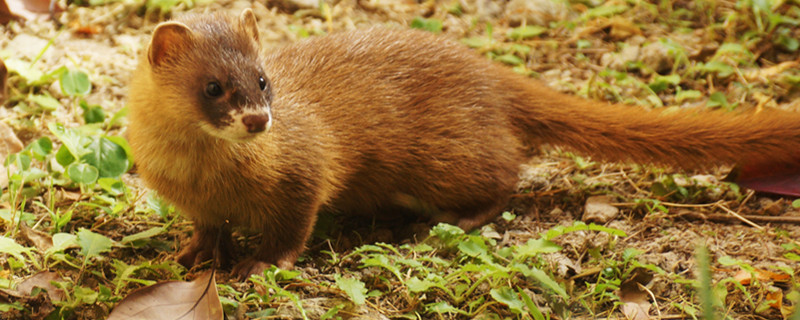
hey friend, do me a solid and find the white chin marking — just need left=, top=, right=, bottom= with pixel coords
left=202, top=108, right=272, bottom=142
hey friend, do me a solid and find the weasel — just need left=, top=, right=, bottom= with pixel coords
left=127, top=9, right=800, bottom=277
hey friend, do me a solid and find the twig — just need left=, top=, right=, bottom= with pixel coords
left=676, top=211, right=800, bottom=225
left=714, top=203, right=764, bottom=230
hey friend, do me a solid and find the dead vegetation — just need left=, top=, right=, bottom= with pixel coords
left=0, top=0, right=799, bottom=319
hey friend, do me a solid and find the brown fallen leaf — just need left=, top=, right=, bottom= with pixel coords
left=0, top=0, right=21, bottom=24
left=20, top=224, right=53, bottom=253
left=0, top=120, right=23, bottom=189
left=108, top=271, right=223, bottom=320
left=15, top=271, right=66, bottom=302
left=733, top=268, right=791, bottom=285
left=619, top=269, right=653, bottom=320
left=0, top=272, right=62, bottom=319
left=766, top=288, right=782, bottom=310
left=578, top=16, right=642, bottom=41
left=3, top=0, right=58, bottom=21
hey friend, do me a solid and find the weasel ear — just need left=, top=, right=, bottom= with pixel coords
left=149, top=22, right=192, bottom=67
left=239, top=8, right=259, bottom=43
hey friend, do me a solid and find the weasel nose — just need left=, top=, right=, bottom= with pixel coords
left=242, top=114, right=269, bottom=133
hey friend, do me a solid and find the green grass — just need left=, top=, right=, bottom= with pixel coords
left=1, top=0, right=800, bottom=319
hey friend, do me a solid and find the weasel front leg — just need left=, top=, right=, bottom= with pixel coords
left=232, top=206, right=318, bottom=278
left=177, top=223, right=235, bottom=269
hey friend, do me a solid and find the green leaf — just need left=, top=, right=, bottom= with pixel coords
left=406, top=276, right=436, bottom=293
left=45, top=233, right=79, bottom=256
left=74, top=286, right=99, bottom=304
left=717, top=256, right=738, bottom=266
left=576, top=39, right=592, bottom=49
left=494, top=54, right=524, bottom=65
left=458, top=235, right=488, bottom=257
left=543, top=221, right=626, bottom=240
left=515, top=238, right=562, bottom=258
left=507, top=25, right=546, bottom=40
left=98, top=177, right=125, bottom=196
left=426, top=301, right=460, bottom=314
left=0, top=236, right=34, bottom=262
left=648, top=74, right=681, bottom=93
left=287, top=25, right=310, bottom=38
left=707, top=91, right=731, bottom=110
left=55, top=145, right=76, bottom=167
left=4, top=59, right=45, bottom=85
left=582, top=4, right=629, bottom=19
left=511, top=263, right=568, bottom=298
left=77, top=228, right=113, bottom=258
left=79, top=100, right=105, bottom=124
left=697, top=61, right=735, bottom=78
left=146, top=194, right=175, bottom=219
left=501, top=211, right=516, bottom=221
left=120, top=227, right=164, bottom=245
left=104, top=135, right=134, bottom=169
left=320, top=303, right=345, bottom=320
left=334, top=275, right=367, bottom=305
left=6, top=153, right=31, bottom=170
left=361, top=254, right=402, bottom=280
left=81, top=137, right=129, bottom=178
left=675, top=89, right=702, bottom=103
left=24, top=137, right=53, bottom=161
left=410, top=17, right=443, bottom=33
left=49, top=123, right=89, bottom=161
left=518, top=287, right=545, bottom=320
left=461, top=37, right=492, bottom=48
left=60, top=69, right=92, bottom=96
left=430, top=223, right=465, bottom=248
left=108, top=106, right=129, bottom=128
left=67, top=163, right=99, bottom=184
left=28, top=94, right=61, bottom=111
left=490, top=287, right=526, bottom=314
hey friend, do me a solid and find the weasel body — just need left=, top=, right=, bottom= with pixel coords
left=128, top=10, right=800, bottom=276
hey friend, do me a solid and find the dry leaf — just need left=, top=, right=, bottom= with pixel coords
left=0, top=120, right=22, bottom=189
left=579, top=16, right=641, bottom=41
left=15, top=271, right=66, bottom=302
left=734, top=268, right=791, bottom=285
left=67, top=20, right=102, bottom=36
left=0, top=0, right=21, bottom=24
left=0, top=271, right=62, bottom=319
left=108, top=271, right=223, bottom=320
left=583, top=195, right=619, bottom=223
left=607, top=16, right=641, bottom=40
left=20, top=224, right=53, bottom=253
left=619, top=269, right=653, bottom=320
left=766, top=288, right=782, bottom=310
left=0, top=120, right=22, bottom=157
left=3, top=0, right=57, bottom=21
left=743, top=61, right=799, bottom=82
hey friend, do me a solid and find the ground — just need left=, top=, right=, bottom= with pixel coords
left=1, top=0, right=800, bottom=319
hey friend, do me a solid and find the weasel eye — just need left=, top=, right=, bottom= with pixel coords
left=258, top=76, right=267, bottom=91
left=205, top=82, right=223, bottom=97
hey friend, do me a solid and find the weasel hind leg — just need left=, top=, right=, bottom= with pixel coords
left=434, top=196, right=510, bottom=232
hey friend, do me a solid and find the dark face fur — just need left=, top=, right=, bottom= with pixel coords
left=148, top=10, right=273, bottom=142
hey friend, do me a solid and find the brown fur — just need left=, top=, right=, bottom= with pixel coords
left=128, top=11, right=800, bottom=277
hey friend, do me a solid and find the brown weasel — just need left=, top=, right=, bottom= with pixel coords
left=127, top=9, right=800, bottom=277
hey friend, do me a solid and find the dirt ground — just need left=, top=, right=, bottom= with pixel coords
left=2, top=0, right=800, bottom=319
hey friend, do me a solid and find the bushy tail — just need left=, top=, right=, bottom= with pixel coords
left=505, top=73, right=800, bottom=170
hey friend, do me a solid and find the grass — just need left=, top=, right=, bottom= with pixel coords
left=1, top=0, right=800, bottom=319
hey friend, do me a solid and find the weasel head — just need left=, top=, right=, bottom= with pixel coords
left=146, top=9, right=272, bottom=142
